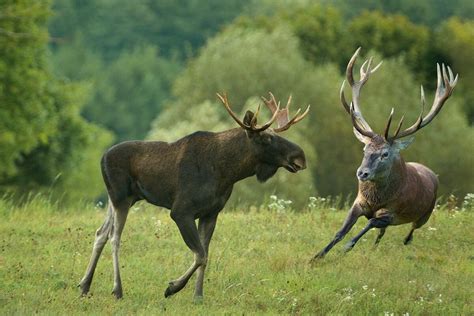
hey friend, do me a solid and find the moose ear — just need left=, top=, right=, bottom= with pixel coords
left=353, top=127, right=371, bottom=144
left=393, top=136, right=415, bottom=150
left=243, top=110, right=255, bottom=127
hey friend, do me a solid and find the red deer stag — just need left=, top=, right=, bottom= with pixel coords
left=312, top=48, right=458, bottom=259
left=79, top=93, right=309, bottom=300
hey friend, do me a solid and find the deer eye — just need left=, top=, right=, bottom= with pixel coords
left=381, top=152, right=389, bottom=159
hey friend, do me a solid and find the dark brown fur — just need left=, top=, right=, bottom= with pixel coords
left=79, top=115, right=306, bottom=300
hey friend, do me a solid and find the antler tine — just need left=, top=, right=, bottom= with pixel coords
left=391, top=63, right=458, bottom=140
left=286, top=94, right=292, bottom=110
left=218, top=92, right=279, bottom=132
left=383, top=108, right=395, bottom=140
left=346, top=47, right=361, bottom=86
left=254, top=101, right=280, bottom=132
left=264, top=92, right=310, bottom=133
left=340, top=80, right=351, bottom=114
left=392, top=115, right=405, bottom=139
left=251, top=103, right=261, bottom=127
left=217, top=92, right=250, bottom=130
left=350, top=103, right=374, bottom=138
left=341, top=47, right=378, bottom=138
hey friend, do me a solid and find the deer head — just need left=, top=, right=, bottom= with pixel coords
left=340, top=48, right=458, bottom=182
left=217, top=92, right=310, bottom=181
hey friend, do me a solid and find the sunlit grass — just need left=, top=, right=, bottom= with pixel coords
left=0, top=196, right=473, bottom=315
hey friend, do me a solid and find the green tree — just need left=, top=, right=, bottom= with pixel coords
left=347, top=11, right=432, bottom=84
left=281, top=4, right=350, bottom=67
left=0, top=0, right=112, bottom=201
left=0, top=1, right=55, bottom=178
left=435, top=17, right=474, bottom=124
left=83, top=46, right=180, bottom=141
left=163, top=25, right=474, bottom=198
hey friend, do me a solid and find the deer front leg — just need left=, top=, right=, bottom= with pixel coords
left=344, top=214, right=392, bottom=252
left=165, top=212, right=206, bottom=298
left=312, top=203, right=363, bottom=260
left=194, top=213, right=218, bottom=302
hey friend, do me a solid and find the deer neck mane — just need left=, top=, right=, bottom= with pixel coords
left=359, top=156, right=407, bottom=207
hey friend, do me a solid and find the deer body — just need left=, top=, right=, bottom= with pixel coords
left=356, top=160, right=438, bottom=226
left=313, top=48, right=457, bottom=259
left=79, top=93, right=309, bottom=300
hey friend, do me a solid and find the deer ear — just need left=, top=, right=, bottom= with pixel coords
left=394, top=137, right=415, bottom=150
left=243, top=110, right=255, bottom=127
left=353, top=127, right=371, bottom=144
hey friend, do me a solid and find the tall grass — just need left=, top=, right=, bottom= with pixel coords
left=0, top=195, right=472, bottom=315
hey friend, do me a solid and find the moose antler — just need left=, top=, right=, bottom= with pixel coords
left=261, top=92, right=310, bottom=132
left=386, top=63, right=458, bottom=141
left=340, top=47, right=383, bottom=138
left=216, top=92, right=280, bottom=132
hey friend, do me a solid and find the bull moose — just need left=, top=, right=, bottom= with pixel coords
left=78, top=92, right=309, bottom=300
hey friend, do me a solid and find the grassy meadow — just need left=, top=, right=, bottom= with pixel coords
left=0, top=195, right=473, bottom=315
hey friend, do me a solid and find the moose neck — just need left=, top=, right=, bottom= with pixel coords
left=359, top=156, right=407, bottom=206
left=215, top=128, right=260, bottom=184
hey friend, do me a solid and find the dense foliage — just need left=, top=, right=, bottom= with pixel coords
left=0, top=0, right=111, bottom=200
left=1, top=0, right=472, bottom=202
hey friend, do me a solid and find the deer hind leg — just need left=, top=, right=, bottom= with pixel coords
left=194, top=213, right=218, bottom=301
left=344, top=215, right=392, bottom=252
left=404, top=202, right=435, bottom=245
left=78, top=201, right=114, bottom=295
left=374, top=228, right=386, bottom=246
left=165, top=213, right=206, bottom=298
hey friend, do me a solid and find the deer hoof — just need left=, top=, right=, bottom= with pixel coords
left=310, top=252, right=326, bottom=262
left=343, top=242, right=355, bottom=252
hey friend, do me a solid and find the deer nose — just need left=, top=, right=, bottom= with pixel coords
left=357, top=168, right=370, bottom=181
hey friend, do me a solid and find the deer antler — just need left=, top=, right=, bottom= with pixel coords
left=387, top=63, right=458, bottom=141
left=216, top=92, right=280, bottom=132
left=340, top=47, right=383, bottom=138
left=261, top=92, right=310, bottom=132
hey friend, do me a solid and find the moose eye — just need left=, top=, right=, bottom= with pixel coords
left=381, top=152, right=389, bottom=159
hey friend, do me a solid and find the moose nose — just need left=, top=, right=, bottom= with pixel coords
left=357, top=168, right=370, bottom=181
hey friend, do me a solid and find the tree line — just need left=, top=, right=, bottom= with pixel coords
left=1, top=0, right=472, bottom=205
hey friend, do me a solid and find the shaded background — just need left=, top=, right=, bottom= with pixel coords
left=1, top=0, right=473, bottom=206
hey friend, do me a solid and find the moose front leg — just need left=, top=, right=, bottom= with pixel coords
left=344, top=214, right=392, bottom=252
left=194, top=213, right=218, bottom=301
left=312, top=204, right=363, bottom=260
left=165, top=212, right=206, bottom=298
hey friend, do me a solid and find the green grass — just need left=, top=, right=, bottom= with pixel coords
left=0, top=196, right=473, bottom=315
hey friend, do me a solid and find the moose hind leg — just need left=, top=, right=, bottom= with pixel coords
left=110, top=202, right=130, bottom=299
left=194, top=213, right=218, bottom=301
left=165, top=213, right=206, bottom=298
left=78, top=202, right=114, bottom=295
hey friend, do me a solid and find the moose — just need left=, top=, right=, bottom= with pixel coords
left=313, top=48, right=458, bottom=259
left=78, top=92, right=309, bottom=300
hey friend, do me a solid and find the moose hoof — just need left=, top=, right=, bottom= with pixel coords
left=111, top=288, right=123, bottom=299
left=78, top=281, right=90, bottom=296
left=193, top=295, right=204, bottom=304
